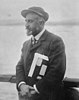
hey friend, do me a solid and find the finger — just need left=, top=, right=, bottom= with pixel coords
left=20, top=92, right=24, bottom=96
left=29, top=86, right=34, bottom=89
left=28, top=92, right=32, bottom=97
left=30, top=90, right=36, bottom=95
left=20, top=91, right=27, bottom=96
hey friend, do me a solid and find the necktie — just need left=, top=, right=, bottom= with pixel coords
left=31, top=37, right=37, bottom=45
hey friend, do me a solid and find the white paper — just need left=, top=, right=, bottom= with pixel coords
left=28, top=53, right=49, bottom=77
left=28, top=53, right=38, bottom=77
left=39, top=65, right=47, bottom=76
left=36, top=58, right=43, bottom=66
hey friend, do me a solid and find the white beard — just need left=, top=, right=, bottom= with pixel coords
left=26, top=29, right=32, bottom=36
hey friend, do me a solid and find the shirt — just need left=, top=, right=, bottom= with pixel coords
left=31, top=28, right=45, bottom=44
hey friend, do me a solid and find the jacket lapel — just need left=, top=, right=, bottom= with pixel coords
left=24, top=39, right=32, bottom=62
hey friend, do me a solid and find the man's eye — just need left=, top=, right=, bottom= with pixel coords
left=29, top=20, right=33, bottom=23
left=26, top=20, right=33, bottom=23
left=25, top=20, right=34, bottom=23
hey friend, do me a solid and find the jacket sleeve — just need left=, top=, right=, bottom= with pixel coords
left=16, top=42, right=26, bottom=91
left=35, top=37, right=66, bottom=94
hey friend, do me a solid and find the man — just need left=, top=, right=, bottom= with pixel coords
left=16, top=6, right=66, bottom=100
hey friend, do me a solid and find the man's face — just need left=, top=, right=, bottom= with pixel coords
left=25, top=13, right=42, bottom=36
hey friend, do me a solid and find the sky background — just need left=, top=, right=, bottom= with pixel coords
left=0, top=0, right=79, bottom=22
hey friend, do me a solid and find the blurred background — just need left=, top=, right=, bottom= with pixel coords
left=0, top=0, right=79, bottom=99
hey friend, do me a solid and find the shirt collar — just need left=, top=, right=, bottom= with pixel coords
left=35, top=28, right=45, bottom=41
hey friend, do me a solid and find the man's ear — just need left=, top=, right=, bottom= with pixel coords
left=39, top=20, right=45, bottom=26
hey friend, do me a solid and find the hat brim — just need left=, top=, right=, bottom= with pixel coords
left=21, top=9, right=48, bottom=21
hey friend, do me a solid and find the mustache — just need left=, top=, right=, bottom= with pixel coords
left=25, top=26, right=31, bottom=30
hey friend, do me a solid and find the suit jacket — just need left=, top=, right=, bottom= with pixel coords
left=16, top=30, right=66, bottom=100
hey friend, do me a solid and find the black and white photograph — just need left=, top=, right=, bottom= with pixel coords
left=0, top=0, right=79, bottom=100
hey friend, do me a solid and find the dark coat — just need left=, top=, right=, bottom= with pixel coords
left=16, top=30, right=66, bottom=100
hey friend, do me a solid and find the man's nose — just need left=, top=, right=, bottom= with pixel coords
left=25, top=23, right=29, bottom=29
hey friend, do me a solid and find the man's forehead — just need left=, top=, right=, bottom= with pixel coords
left=25, top=12, right=40, bottom=19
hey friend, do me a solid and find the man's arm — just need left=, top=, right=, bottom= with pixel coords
left=16, top=42, right=27, bottom=91
left=16, top=53, right=26, bottom=91
left=16, top=42, right=36, bottom=96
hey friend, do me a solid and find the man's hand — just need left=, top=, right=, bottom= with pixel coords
left=30, top=90, right=36, bottom=95
left=19, top=84, right=34, bottom=96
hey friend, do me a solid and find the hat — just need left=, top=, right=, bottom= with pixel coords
left=21, top=7, right=49, bottom=21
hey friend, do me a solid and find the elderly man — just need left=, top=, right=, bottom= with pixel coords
left=16, top=6, right=66, bottom=100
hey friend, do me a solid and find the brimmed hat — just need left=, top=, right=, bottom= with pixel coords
left=21, top=7, right=49, bottom=21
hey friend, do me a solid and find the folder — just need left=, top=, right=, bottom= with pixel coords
left=28, top=53, right=49, bottom=77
